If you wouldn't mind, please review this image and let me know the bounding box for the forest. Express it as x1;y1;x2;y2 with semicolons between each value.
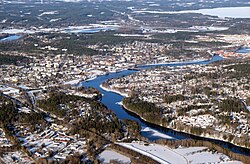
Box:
164;94;185;104
0;54;28;65
122;97;162;125
219;98;248;113
37;91;88;117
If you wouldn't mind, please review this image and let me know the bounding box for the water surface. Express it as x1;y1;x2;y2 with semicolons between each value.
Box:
81;55;224;140
0;35;21;42
65;27;115;33
134;6;250;18
236;48;250;54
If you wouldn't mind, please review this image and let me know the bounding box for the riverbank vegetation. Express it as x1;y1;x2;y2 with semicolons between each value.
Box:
164;94;185;104
122;119;141;140
37;91;143;141
122;97;162;125
219;98;247;113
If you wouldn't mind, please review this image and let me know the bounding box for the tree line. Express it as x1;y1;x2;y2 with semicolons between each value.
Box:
122;97;162;125
219;98;248;113
0;54;28;65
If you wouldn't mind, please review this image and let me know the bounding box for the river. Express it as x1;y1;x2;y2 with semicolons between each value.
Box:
81;56;223;140
236;47;250;54
81;55;250;156
1;33;249;155
0;35;22;42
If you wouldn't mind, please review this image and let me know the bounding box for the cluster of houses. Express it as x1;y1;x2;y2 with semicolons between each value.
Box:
0;128;12;148
2;151;33;163
177;115;216;129
215;50;250;59
19;124;87;160
0;128;33;163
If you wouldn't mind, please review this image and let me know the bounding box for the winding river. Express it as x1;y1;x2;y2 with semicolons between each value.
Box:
1;23;249;156
1;33;249;155
236;47;250;54
0;35;22;42
81;55;250;156
81;55;223;138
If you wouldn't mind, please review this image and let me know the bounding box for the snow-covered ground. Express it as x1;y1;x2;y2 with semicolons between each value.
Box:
0;85;19;95
0;25;119;34
1;151;33;163
117;101;182;140
63;69;105;85
141;126;177;140
118;142;187;164
0;28;36;34
38;11;58;17
0;128;13;148
189;26;229;31
64;79;82;85
174;147;243;164
247;106;250;112
138;58;208;67
118;142;242;164
18;107;32;113
50;18;61;22
114;34;151;37
177;114;216;129
100;84;129;97
97;150;130;164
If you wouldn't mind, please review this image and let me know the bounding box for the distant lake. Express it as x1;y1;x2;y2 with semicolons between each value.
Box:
0;35;21;42
236;47;250;54
65;27;115;33
134;6;250;18
186;7;250;18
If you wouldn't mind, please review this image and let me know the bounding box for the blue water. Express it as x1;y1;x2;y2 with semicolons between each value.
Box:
83;70;139;120
137;55;223;69
82;70;184;140
0;35;22;42
81;55;224;140
236;48;250;54
65;27;115;33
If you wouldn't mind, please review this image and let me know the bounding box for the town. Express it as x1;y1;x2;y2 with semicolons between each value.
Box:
0;0;250;163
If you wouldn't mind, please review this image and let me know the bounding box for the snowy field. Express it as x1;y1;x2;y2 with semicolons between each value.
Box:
141;126;179;140
118;142;187;163
118;142;242;164
97;150;130;164
174;147;242;164
0;25;118;34
100;84;129;97
64;79;82;85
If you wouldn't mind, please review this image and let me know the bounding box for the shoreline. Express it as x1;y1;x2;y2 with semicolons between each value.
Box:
79;55;250;156
63;55;250;150
63;75;99;86
136;58;210;67
121;100;250;152
100;84;129;97
64;54;222;87
121;100;250;156
105;87;248;150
